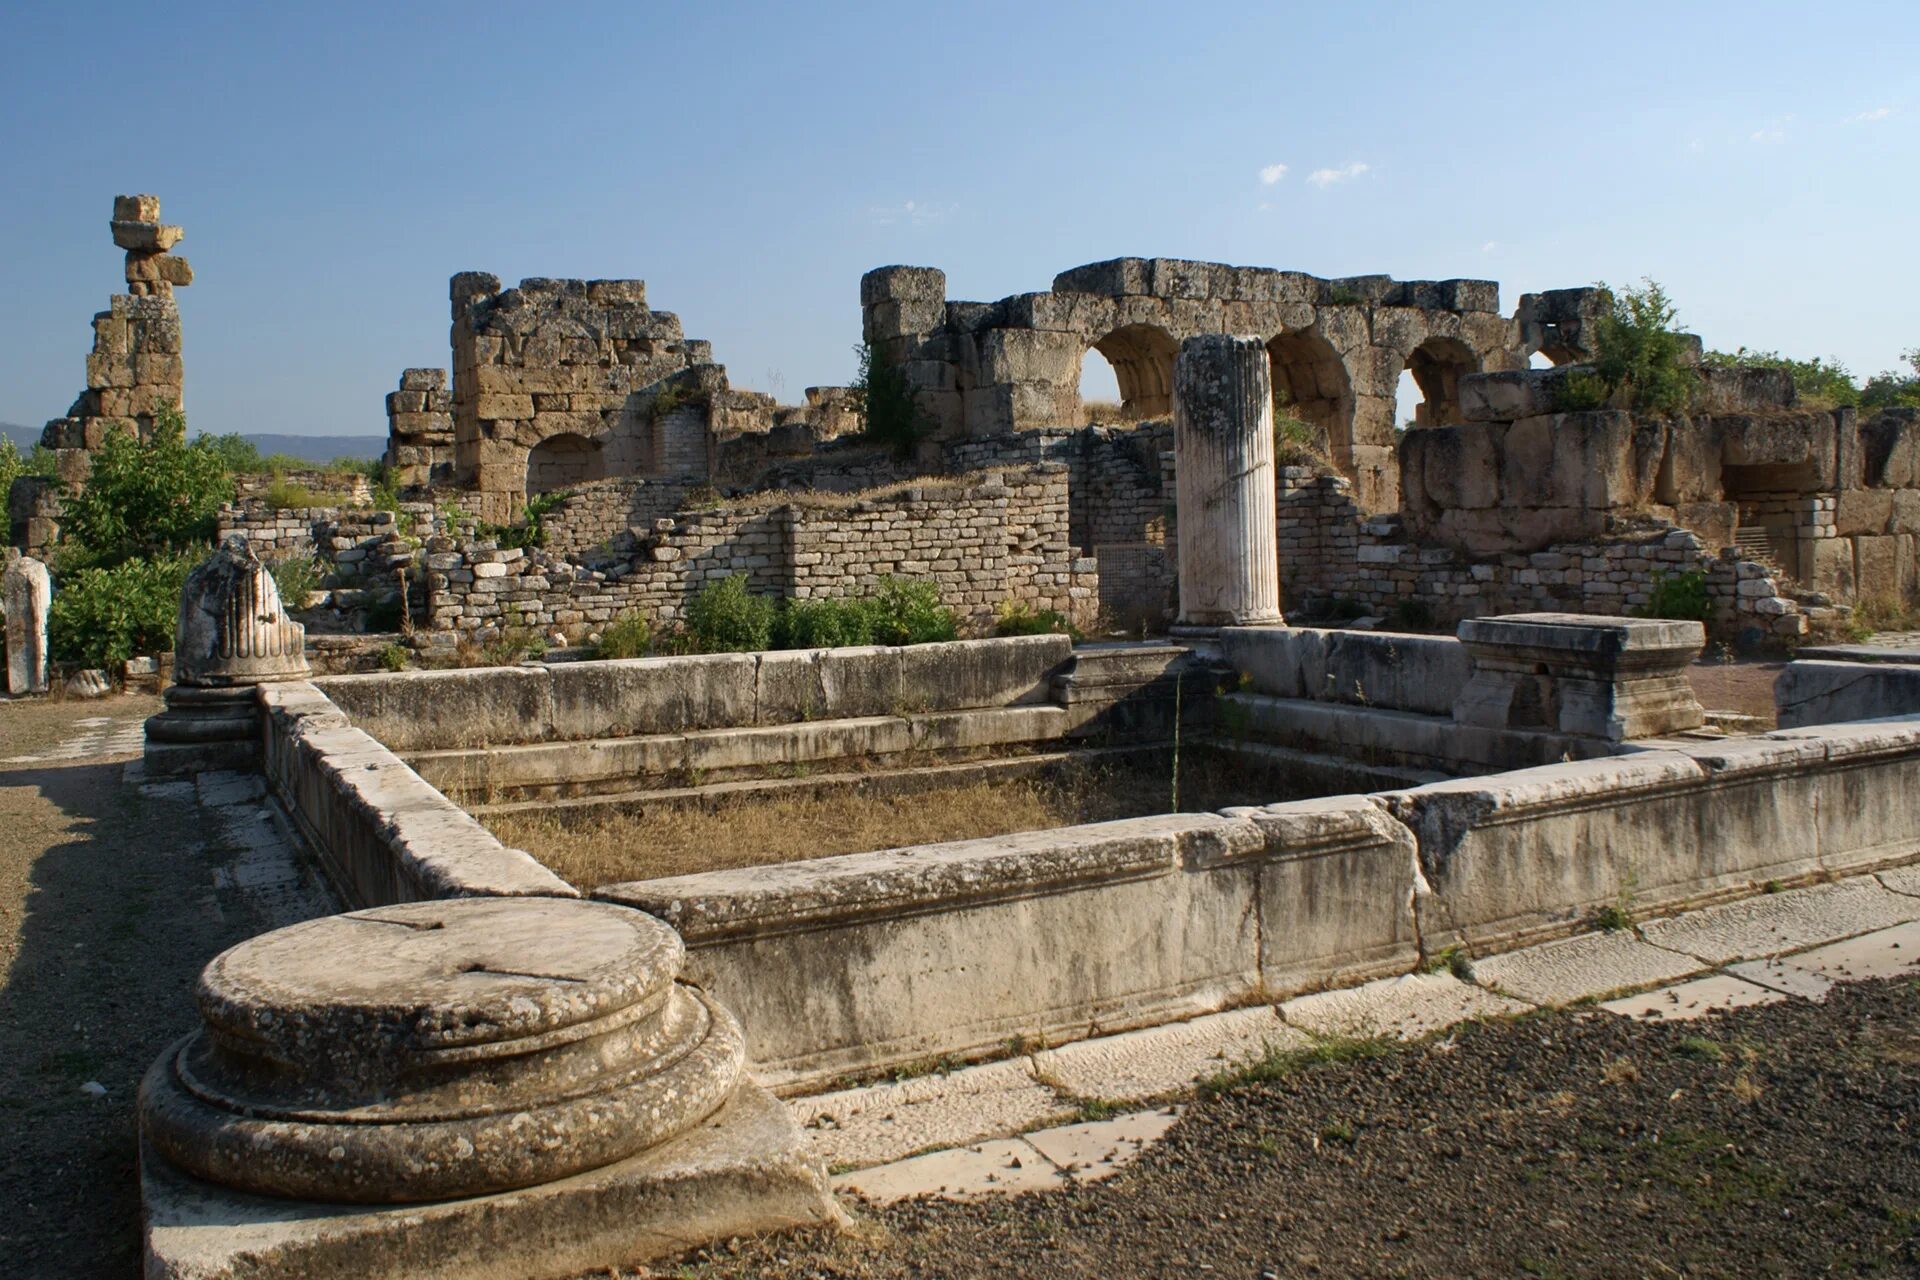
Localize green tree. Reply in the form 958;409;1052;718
1860;348;1920;410
46;552;198;667
1702;347;1860;408
55;402;233;568
1588;279;1694;416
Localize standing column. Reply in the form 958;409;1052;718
4;554;53;695
1173;334;1284;628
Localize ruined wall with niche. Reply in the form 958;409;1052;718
860;258;1557;513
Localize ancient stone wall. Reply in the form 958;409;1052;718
416;467;1091;634
861;259;1550;513
382;368;454;488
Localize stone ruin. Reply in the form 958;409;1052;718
3;551;51;695
12;194;191;554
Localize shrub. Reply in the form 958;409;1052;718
268;557;325;608
1644;569;1711;622
863;577;958;646
482;626;546;665
480;489;570;550
1388;598;1435;631
774;596;877;650
1860;348;1920;410
198;433;265;473
54;404;232;569
686;574;776;652
593;612;653;659
1586;279;1694;416
0;437;58;496
1552;369;1614;412
47;552;196;667
377;641;409;672
1703;347;1860;409
852;342;930;456
993;601;1079;640
264;477;346;510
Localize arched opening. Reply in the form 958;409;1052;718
1403;336;1481;428
526;432;606;494
1087;324;1178;421
1078;345;1128;425
1266;330;1352;465
1529;350;1555;370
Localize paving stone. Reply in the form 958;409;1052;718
1727;957;1836;999
1776;920;1920;982
831;1138;1064;1203
1279;972;1531;1040
1021;1108;1181;1182
1031;1007;1305;1101
1637;878;1920;963
1472;930;1706;1006
1878;864;1920;898
197;771;266;806
1600;973;1783;1022
792;1059;1065;1172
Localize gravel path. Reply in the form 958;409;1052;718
0;695;329;1278
675;977;1920;1280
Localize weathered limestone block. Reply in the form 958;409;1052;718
111;220;184;252
4;555;52;695
1454;613;1705;741
1173;335;1283;628
125;250;194;286
139;897;838;1277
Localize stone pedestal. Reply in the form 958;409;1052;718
1173;334;1284;630
139;896;841;1278
144;535;310;777
4;554;51;695
1453;613;1706;741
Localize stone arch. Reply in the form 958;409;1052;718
1404;336;1481;427
526;432;606;494
1266;330;1355;465
1085;324;1179;420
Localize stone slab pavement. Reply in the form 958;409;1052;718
796;866;1920;1205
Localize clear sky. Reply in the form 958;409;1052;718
2;1;1915;439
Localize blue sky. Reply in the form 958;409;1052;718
2;1;1915;439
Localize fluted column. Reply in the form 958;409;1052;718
1174;334;1284;628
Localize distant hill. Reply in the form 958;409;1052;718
1;422;386;468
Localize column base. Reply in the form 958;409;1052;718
143;685;259;777
141;1081;847;1280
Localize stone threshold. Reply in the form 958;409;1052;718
802;865;1920;1203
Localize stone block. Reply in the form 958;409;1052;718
114;193;161;222
316;667;555;750
1052;258;1152;297
548;653;757;739
860;265;947;307
4;555;52;694
111;220;184;251
125;250;194;286
400;367;448;391
1454;613;1704;740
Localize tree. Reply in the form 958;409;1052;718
1588;279;1694;416
54;402;233;569
851;342;930;456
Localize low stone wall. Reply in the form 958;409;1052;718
590;713;1920;1089
257;681;574;907
1775;657;1920;728
1220;624;1471;715
596;797;1421;1088
316;634;1074;751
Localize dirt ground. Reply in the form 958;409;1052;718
484;753;1275;888
1687;658;1785;723
674;977;1920;1280
0;693;304;1279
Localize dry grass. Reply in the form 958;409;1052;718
1083;399;1134;426
1851;592;1920;637
484;754;1268;889
711;474;971;513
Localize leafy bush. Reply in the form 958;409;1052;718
774;596;877;650
686;574;776;652
55;404;232;569
863;578;958;646
0;437;58;496
1643;569;1711;621
1861;348;1920;410
1586;280;1694;416
593;612;652;659
1553;369;1614;412
852;342;930;456
268;557;325;607
480;489;570;550
377;642;410;672
47;552;196;667
993;601;1079;639
198;433;265;473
